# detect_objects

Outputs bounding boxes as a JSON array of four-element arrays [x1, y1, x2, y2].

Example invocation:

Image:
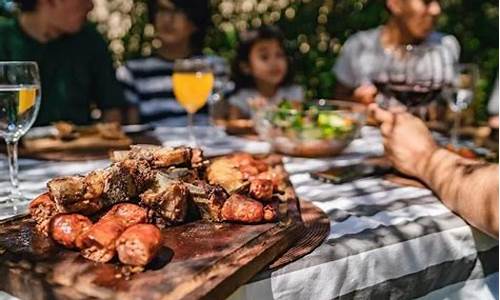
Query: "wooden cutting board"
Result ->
[[0, 196, 303, 300]]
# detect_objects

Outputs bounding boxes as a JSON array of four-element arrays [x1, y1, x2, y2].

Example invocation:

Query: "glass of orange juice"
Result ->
[[172, 59, 214, 146]]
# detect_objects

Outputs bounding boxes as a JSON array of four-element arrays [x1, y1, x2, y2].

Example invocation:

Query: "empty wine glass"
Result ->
[[0, 61, 41, 217], [442, 63, 479, 146]]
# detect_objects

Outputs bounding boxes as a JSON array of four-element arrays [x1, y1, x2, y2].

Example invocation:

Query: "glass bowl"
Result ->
[[253, 99, 366, 157]]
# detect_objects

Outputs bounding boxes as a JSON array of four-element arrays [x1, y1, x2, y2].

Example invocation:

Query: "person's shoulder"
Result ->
[[124, 55, 172, 73], [0, 17, 16, 34], [281, 85, 304, 98], [427, 32, 460, 57], [343, 27, 381, 49], [76, 23, 106, 43]]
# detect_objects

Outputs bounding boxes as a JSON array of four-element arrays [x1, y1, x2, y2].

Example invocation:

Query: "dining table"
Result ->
[[0, 125, 498, 300]]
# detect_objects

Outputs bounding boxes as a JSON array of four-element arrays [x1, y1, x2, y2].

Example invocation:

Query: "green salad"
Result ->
[[268, 100, 356, 140]]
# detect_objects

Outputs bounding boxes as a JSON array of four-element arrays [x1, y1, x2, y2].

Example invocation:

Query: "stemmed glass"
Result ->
[[442, 64, 479, 145], [172, 59, 214, 146], [0, 61, 41, 217], [373, 44, 448, 115]]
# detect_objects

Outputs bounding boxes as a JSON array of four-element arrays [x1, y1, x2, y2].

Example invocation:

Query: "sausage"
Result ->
[[221, 194, 263, 223], [249, 179, 274, 201], [50, 214, 93, 249], [116, 224, 162, 266], [29, 193, 59, 236], [263, 203, 278, 222], [77, 217, 126, 263], [101, 203, 147, 227]]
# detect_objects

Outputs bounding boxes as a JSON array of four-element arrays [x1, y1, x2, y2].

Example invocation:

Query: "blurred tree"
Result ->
[[1, 0, 498, 121]]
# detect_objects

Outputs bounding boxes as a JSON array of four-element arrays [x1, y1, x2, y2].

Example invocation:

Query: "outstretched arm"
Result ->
[[371, 105, 499, 238]]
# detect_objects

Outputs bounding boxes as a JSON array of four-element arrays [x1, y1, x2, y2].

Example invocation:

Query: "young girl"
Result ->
[[228, 26, 304, 119]]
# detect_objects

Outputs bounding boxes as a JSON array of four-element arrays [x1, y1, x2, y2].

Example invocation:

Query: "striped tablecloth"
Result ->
[[0, 126, 498, 300]]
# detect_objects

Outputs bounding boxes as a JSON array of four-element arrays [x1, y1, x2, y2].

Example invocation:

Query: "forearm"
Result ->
[[420, 149, 499, 238]]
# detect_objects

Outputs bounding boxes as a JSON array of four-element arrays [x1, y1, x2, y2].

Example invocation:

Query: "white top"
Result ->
[[333, 27, 461, 88], [228, 85, 304, 118]]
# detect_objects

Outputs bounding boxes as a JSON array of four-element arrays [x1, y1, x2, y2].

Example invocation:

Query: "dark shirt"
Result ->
[[0, 18, 125, 125]]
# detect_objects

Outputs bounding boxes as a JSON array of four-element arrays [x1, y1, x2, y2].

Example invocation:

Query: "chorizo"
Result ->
[[101, 203, 147, 227], [116, 224, 162, 266], [77, 217, 126, 263], [221, 194, 263, 223], [249, 179, 274, 201], [50, 214, 92, 249]]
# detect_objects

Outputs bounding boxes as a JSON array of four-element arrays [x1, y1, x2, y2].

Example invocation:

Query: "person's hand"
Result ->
[[369, 104, 438, 178], [353, 84, 377, 105]]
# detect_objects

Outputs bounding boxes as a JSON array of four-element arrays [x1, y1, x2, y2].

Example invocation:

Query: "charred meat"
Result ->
[[187, 181, 228, 222], [140, 173, 189, 224]]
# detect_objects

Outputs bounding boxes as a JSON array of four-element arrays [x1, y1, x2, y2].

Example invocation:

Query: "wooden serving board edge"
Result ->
[[165, 220, 304, 300]]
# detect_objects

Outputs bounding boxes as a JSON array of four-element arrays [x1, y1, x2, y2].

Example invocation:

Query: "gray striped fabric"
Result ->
[[0, 126, 497, 300]]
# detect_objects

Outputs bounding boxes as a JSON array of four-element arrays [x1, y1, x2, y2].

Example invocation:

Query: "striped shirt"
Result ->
[[116, 54, 229, 125]]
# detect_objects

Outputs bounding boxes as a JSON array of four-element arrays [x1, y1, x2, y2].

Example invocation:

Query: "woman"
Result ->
[[117, 0, 228, 125]]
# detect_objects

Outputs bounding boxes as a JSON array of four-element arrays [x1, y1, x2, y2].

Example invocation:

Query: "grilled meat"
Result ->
[[50, 214, 93, 249], [249, 179, 274, 201], [112, 145, 194, 169], [221, 194, 264, 223], [77, 217, 126, 263], [29, 193, 59, 235], [101, 203, 147, 227], [187, 181, 228, 222], [116, 224, 162, 266], [140, 173, 189, 224], [206, 157, 247, 194], [263, 202, 278, 222]]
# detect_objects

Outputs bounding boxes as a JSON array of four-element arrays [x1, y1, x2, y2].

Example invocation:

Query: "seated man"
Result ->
[[333, 0, 460, 105], [371, 104, 499, 238], [0, 0, 125, 125]]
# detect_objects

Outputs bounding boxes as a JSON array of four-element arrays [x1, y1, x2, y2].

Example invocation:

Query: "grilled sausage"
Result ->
[[116, 224, 162, 266], [249, 179, 274, 201], [29, 193, 59, 236], [263, 203, 278, 222], [101, 203, 147, 227], [77, 217, 126, 263], [221, 194, 263, 223], [50, 214, 93, 249]]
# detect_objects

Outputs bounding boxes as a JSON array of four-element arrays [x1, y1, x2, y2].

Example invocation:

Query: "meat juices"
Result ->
[[116, 224, 162, 266], [50, 214, 93, 249], [101, 203, 147, 227], [221, 194, 264, 223], [249, 179, 274, 201], [77, 217, 126, 263], [29, 193, 59, 235]]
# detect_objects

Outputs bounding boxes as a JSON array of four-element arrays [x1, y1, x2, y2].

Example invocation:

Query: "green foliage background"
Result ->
[[2, 0, 498, 121]]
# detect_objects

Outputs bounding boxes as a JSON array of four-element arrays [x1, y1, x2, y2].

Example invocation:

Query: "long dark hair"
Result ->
[[147, 0, 211, 54], [231, 25, 295, 90]]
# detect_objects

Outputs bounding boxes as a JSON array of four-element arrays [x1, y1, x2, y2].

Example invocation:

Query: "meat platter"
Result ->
[[0, 145, 304, 300]]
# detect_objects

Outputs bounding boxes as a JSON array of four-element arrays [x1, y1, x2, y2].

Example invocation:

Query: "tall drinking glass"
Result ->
[[172, 59, 214, 146], [0, 62, 41, 216], [443, 63, 479, 146]]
